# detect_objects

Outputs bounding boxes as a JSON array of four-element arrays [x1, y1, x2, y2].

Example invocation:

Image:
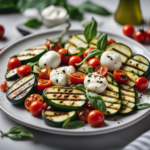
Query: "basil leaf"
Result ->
[[79, 1, 112, 16], [77, 47, 87, 52], [96, 33, 107, 50], [24, 18, 42, 29], [84, 18, 97, 44], [63, 121, 84, 129], [8, 126, 25, 134], [136, 103, 150, 110], [81, 19, 90, 27], [27, 61, 39, 67], [62, 118, 71, 128], [75, 84, 86, 93], [86, 66, 93, 77]]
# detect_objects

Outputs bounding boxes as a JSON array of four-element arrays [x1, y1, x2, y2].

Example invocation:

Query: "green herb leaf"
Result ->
[[75, 84, 86, 93], [76, 47, 87, 52], [96, 33, 107, 50], [27, 61, 39, 67], [10, 55, 18, 58], [110, 101, 114, 106], [84, 18, 97, 44], [79, 1, 112, 16], [81, 19, 90, 27], [86, 66, 93, 77], [136, 103, 150, 110], [24, 18, 42, 29]]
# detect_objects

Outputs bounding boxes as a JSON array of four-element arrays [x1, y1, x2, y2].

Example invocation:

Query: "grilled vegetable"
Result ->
[[32, 65, 41, 75], [6, 74, 36, 105], [42, 87, 87, 111], [77, 61, 88, 74], [17, 45, 47, 64], [42, 110, 76, 127], [5, 68, 19, 81]]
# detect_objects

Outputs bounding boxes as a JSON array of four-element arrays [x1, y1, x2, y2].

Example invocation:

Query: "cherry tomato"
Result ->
[[43, 102, 49, 110], [123, 24, 135, 37], [83, 47, 95, 61], [94, 65, 108, 76], [38, 68, 52, 80], [134, 29, 147, 43], [69, 72, 86, 85], [45, 41, 61, 52], [7, 58, 21, 70], [24, 94, 44, 111], [58, 48, 71, 64], [88, 58, 100, 69], [0, 25, 4, 38], [69, 56, 82, 69], [86, 100, 94, 109], [30, 101, 44, 116], [77, 108, 91, 122], [87, 110, 105, 127], [113, 69, 129, 83], [147, 28, 150, 39], [135, 77, 149, 91], [37, 79, 52, 92], [107, 38, 116, 46], [17, 65, 32, 77], [0, 81, 7, 92]]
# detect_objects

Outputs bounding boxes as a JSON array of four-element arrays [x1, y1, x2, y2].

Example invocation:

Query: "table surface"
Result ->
[[1, 0, 150, 150]]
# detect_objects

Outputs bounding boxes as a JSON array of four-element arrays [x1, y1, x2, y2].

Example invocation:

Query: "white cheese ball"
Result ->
[[39, 51, 61, 69], [84, 72, 108, 94], [100, 51, 122, 71], [50, 66, 75, 86]]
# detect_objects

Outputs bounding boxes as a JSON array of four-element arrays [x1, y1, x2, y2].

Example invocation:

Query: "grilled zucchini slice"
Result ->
[[6, 74, 36, 105], [42, 110, 77, 127], [42, 87, 87, 111], [77, 61, 88, 74], [32, 65, 41, 75], [5, 68, 19, 81], [17, 45, 47, 64]]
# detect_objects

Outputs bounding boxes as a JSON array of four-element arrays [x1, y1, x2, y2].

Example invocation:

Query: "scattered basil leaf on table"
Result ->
[[86, 66, 93, 77], [136, 103, 150, 110], [0, 126, 33, 140], [24, 18, 42, 29], [96, 33, 108, 50]]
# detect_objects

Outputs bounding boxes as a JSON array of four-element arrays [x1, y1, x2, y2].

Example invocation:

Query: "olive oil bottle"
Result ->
[[115, 0, 142, 25]]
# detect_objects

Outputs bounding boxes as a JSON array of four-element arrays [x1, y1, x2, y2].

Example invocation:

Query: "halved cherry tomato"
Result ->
[[7, 58, 21, 70], [83, 47, 95, 61], [86, 100, 94, 109], [24, 94, 44, 111], [0, 81, 7, 92], [37, 79, 52, 92], [17, 65, 32, 77], [38, 68, 52, 80], [134, 29, 147, 43], [0, 25, 4, 38], [87, 110, 105, 127], [135, 77, 149, 91], [88, 58, 100, 69], [69, 56, 82, 69], [113, 69, 129, 83], [69, 72, 86, 85], [30, 101, 44, 116], [45, 41, 61, 52], [94, 65, 108, 76], [123, 24, 135, 37], [77, 108, 91, 122], [107, 38, 116, 46], [58, 48, 71, 64]]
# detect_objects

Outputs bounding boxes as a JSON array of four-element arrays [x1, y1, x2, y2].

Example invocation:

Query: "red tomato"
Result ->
[[58, 48, 71, 64], [83, 47, 95, 61], [0, 25, 4, 38], [45, 41, 61, 52], [87, 110, 105, 127], [38, 68, 52, 80], [24, 94, 44, 111], [43, 102, 49, 110], [147, 28, 150, 39], [134, 29, 147, 43], [69, 56, 82, 69], [0, 81, 7, 92], [37, 79, 52, 92], [69, 72, 86, 85], [123, 24, 135, 37], [77, 108, 91, 122], [7, 58, 21, 70], [107, 38, 116, 46], [113, 69, 129, 83], [135, 77, 149, 91], [88, 58, 100, 69], [94, 65, 108, 76], [86, 100, 94, 109], [30, 101, 44, 116], [17, 65, 32, 77]]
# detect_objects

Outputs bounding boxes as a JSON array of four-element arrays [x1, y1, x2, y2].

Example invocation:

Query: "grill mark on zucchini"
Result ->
[[27, 48, 46, 50], [45, 92, 84, 95], [18, 54, 36, 56], [112, 48, 128, 58], [50, 99, 86, 101]]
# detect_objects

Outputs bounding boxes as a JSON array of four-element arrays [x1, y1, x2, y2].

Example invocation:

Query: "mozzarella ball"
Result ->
[[100, 51, 122, 71], [39, 51, 61, 69], [84, 72, 108, 94]]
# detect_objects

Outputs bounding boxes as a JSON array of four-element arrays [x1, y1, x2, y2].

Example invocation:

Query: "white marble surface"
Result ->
[[1, 0, 150, 150]]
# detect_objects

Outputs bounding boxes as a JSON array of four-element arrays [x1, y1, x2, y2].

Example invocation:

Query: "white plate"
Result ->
[[1, 29, 150, 136]]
